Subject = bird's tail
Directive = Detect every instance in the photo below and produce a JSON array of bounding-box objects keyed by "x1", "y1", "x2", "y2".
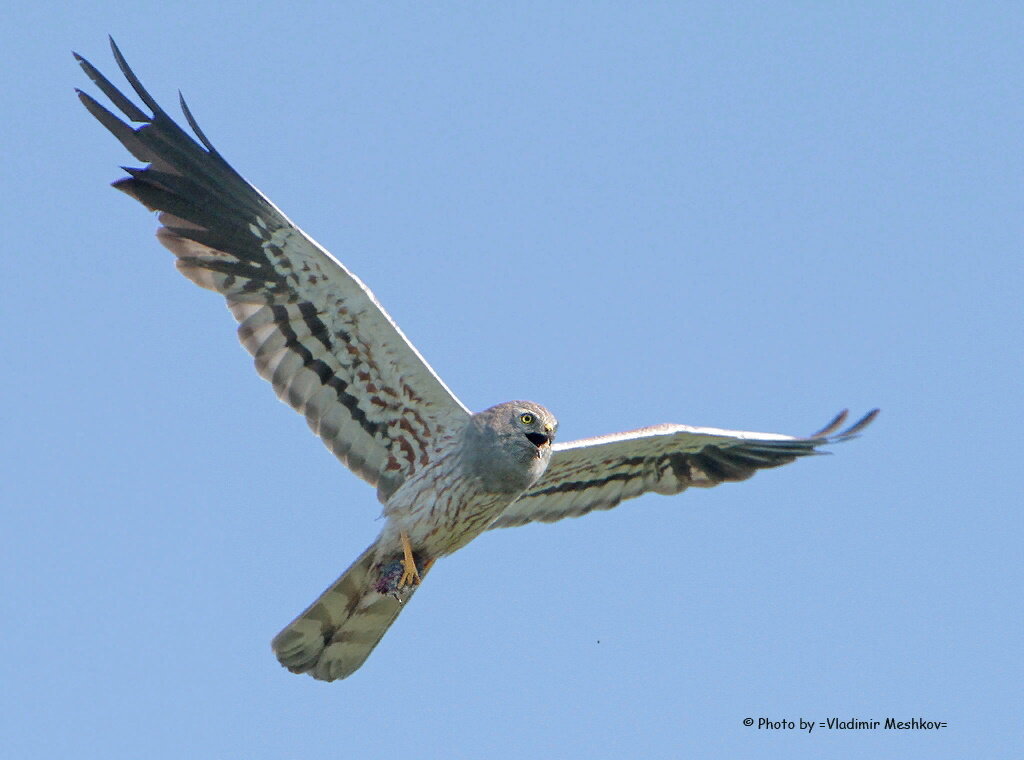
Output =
[{"x1": 271, "y1": 541, "x2": 425, "y2": 681}]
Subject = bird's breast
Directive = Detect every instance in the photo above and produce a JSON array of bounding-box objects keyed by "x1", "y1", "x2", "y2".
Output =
[{"x1": 382, "y1": 462, "x2": 524, "y2": 556}]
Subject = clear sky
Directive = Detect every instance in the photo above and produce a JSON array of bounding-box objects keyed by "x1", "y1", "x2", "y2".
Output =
[{"x1": 3, "y1": 2, "x2": 1020, "y2": 758}]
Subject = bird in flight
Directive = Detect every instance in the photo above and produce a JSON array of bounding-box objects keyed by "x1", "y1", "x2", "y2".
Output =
[{"x1": 76, "y1": 39, "x2": 877, "y2": 681}]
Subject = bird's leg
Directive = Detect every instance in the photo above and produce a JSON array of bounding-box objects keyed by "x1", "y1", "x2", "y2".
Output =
[{"x1": 398, "y1": 531, "x2": 422, "y2": 587}]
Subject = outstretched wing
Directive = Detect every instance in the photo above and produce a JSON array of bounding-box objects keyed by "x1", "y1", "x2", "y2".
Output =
[
  {"x1": 490, "y1": 409, "x2": 878, "y2": 528},
  {"x1": 76, "y1": 39, "x2": 469, "y2": 501}
]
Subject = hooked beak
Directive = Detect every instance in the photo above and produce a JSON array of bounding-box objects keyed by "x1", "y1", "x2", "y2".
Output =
[{"x1": 525, "y1": 432, "x2": 551, "y2": 449}]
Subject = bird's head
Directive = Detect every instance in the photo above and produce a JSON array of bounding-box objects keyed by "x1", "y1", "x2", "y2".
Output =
[{"x1": 463, "y1": 400, "x2": 558, "y2": 492}]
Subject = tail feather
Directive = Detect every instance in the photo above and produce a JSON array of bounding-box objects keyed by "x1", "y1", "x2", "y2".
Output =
[{"x1": 271, "y1": 542, "x2": 417, "y2": 681}]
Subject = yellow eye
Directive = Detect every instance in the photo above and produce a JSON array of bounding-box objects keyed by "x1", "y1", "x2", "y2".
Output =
[{"x1": 519, "y1": 413, "x2": 534, "y2": 425}]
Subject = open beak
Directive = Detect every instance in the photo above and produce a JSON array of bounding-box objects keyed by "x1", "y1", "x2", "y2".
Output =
[{"x1": 525, "y1": 432, "x2": 551, "y2": 449}]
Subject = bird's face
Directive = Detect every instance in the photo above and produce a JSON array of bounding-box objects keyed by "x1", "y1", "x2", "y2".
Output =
[
  {"x1": 462, "y1": 400, "x2": 558, "y2": 494},
  {"x1": 509, "y1": 404, "x2": 558, "y2": 459}
]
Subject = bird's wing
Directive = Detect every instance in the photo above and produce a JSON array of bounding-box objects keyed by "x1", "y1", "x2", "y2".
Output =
[
  {"x1": 490, "y1": 409, "x2": 878, "y2": 528},
  {"x1": 76, "y1": 39, "x2": 470, "y2": 501}
]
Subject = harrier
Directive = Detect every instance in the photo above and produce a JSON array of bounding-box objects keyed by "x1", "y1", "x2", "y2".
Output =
[{"x1": 76, "y1": 39, "x2": 877, "y2": 681}]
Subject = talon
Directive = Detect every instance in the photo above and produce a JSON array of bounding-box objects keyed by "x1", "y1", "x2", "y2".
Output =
[{"x1": 398, "y1": 531, "x2": 422, "y2": 587}]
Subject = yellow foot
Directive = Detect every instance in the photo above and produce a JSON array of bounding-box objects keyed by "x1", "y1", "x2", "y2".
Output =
[{"x1": 398, "y1": 531, "x2": 425, "y2": 587}]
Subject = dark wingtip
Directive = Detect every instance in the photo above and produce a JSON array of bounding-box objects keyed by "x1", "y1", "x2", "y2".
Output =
[
  {"x1": 75, "y1": 43, "x2": 153, "y2": 125},
  {"x1": 807, "y1": 407, "x2": 879, "y2": 443},
  {"x1": 828, "y1": 407, "x2": 879, "y2": 443},
  {"x1": 106, "y1": 36, "x2": 164, "y2": 117},
  {"x1": 841, "y1": 408, "x2": 880, "y2": 438},
  {"x1": 809, "y1": 409, "x2": 848, "y2": 439},
  {"x1": 179, "y1": 90, "x2": 220, "y2": 154}
]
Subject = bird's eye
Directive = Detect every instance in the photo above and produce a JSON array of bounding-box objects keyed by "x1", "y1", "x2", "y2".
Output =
[{"x1": 519, "y1": 413, "x2": 534, "y2": 425}]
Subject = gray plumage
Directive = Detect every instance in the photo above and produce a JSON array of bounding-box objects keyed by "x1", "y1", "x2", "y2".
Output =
[
  {"x1": 275, "y1": 401, "x2": 557, "y2": 681},
  {"x1": 76, "y1": 39, "x2": 878, "y2": 681}
]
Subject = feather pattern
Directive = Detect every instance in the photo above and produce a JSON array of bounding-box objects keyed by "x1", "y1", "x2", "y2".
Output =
[
  {"x1": 75, "y1": 39, "x2": 469, "y2": 501},
  {"x1": 491, "y1": 409, "x2": 878, "y2": 528},
  {"x1": 77, "y1": 40, "x2": 879, "y2": 682},
  {"x1": 271, "y1": 542, "x2": 426, "y2": 682}
]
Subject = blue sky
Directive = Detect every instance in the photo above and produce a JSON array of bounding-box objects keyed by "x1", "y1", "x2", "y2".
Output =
[{"x1": 3, "y1": 2, "x2": 1020, "y2": 758}]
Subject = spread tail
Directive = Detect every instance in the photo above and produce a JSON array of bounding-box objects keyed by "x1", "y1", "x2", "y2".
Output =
[{"x1": 271, "y1": 542, "x2": 420, "y2": 681}]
